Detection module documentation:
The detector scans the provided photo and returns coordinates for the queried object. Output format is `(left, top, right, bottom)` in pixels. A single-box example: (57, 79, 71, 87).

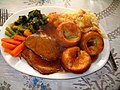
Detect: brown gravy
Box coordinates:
(41, 23, 98, 62)
(42, 23, 67, 54)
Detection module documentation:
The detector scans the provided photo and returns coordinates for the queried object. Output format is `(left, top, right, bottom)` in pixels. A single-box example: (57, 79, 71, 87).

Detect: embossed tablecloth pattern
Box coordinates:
(0, 0, 120, 90)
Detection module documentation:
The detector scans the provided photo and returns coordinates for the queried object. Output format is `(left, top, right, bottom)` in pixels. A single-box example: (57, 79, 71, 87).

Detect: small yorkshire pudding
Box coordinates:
(81, 31, 104, 55)
(56, 21, 81, 47)
(61, 46, 91, 74)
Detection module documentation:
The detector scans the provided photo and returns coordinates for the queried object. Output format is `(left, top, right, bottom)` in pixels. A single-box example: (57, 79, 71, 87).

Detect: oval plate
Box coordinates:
(0, 6, 110, 79)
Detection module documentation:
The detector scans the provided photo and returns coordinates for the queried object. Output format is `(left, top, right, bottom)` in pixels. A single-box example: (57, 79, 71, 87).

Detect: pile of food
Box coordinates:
(1, 9, 104, 74)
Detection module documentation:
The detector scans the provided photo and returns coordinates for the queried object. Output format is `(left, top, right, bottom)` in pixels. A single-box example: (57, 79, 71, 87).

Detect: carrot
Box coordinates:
(1, 38, 21, 45)
(2, 41, 17, 50)
(11, 42, 24, 57)
(4, 48, 12, 54)
(14, 34, 26, 41)
(24, 29, 32, 37)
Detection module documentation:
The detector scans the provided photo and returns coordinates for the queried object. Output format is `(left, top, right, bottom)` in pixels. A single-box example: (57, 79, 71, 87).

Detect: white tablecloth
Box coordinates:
(0, 0, 120, 90)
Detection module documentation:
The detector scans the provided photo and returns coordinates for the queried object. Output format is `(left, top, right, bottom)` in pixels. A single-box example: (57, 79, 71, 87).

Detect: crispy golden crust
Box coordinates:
(56, 21, 81, 47)
(81, 31, 104, 55)
(61, 47, 91, 74)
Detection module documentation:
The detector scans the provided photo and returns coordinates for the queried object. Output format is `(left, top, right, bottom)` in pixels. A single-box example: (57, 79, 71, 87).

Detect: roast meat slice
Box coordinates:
(25, 32, 60, 61)
(21, 47, 61, 74)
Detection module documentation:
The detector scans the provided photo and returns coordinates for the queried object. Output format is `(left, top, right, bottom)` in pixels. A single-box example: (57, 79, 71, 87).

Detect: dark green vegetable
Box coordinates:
(28, 9, 42, 20)
(27, 24, 36, 33)
(14, 15, 27, 25)
(5, 9, 48, 37)
(27, 9, 48, 31)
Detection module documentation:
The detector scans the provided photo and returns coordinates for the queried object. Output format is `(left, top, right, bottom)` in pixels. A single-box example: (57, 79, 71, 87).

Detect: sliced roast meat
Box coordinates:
(21, 47, 61, 74)
(25, 32, 60, 61)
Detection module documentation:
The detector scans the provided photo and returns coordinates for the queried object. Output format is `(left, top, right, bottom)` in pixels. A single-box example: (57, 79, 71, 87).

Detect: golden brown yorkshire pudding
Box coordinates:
(81, 31, 104, 55)
(56, 21, 81, 47)
(61, 46, 91, 74)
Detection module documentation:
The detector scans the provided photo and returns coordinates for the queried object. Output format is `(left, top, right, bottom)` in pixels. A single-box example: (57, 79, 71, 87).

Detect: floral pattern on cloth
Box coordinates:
(24, 0, 51, 6)
(23, 0, 71, 7)
(22, 76, 52, 90)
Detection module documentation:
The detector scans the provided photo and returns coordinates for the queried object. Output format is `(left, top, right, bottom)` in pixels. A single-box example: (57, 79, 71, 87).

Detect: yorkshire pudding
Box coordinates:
(81, 31, 104, 55)
(61, 46, 91, 74)
(56, 21, 81, 47)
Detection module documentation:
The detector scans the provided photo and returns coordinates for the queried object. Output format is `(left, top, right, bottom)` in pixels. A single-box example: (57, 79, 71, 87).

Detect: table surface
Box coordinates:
(0, 0, 120, 90)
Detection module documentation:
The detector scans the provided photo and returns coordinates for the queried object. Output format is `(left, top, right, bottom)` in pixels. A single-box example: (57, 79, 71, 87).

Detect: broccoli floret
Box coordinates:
(14, 15, 27, 25)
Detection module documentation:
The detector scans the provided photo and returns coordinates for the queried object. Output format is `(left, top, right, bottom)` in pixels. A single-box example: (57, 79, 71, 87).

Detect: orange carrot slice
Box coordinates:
(1, 38, 21, 45)
(14, 34, 26, 41)
(4, 48, 12, 54)
(11, 42, 24, 57)
(24, 29, 32, 37)
(2, 41, 17, 50)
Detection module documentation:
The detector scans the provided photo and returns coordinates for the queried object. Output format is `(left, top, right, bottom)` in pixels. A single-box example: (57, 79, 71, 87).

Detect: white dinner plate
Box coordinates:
(0, 6, 110, 79)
